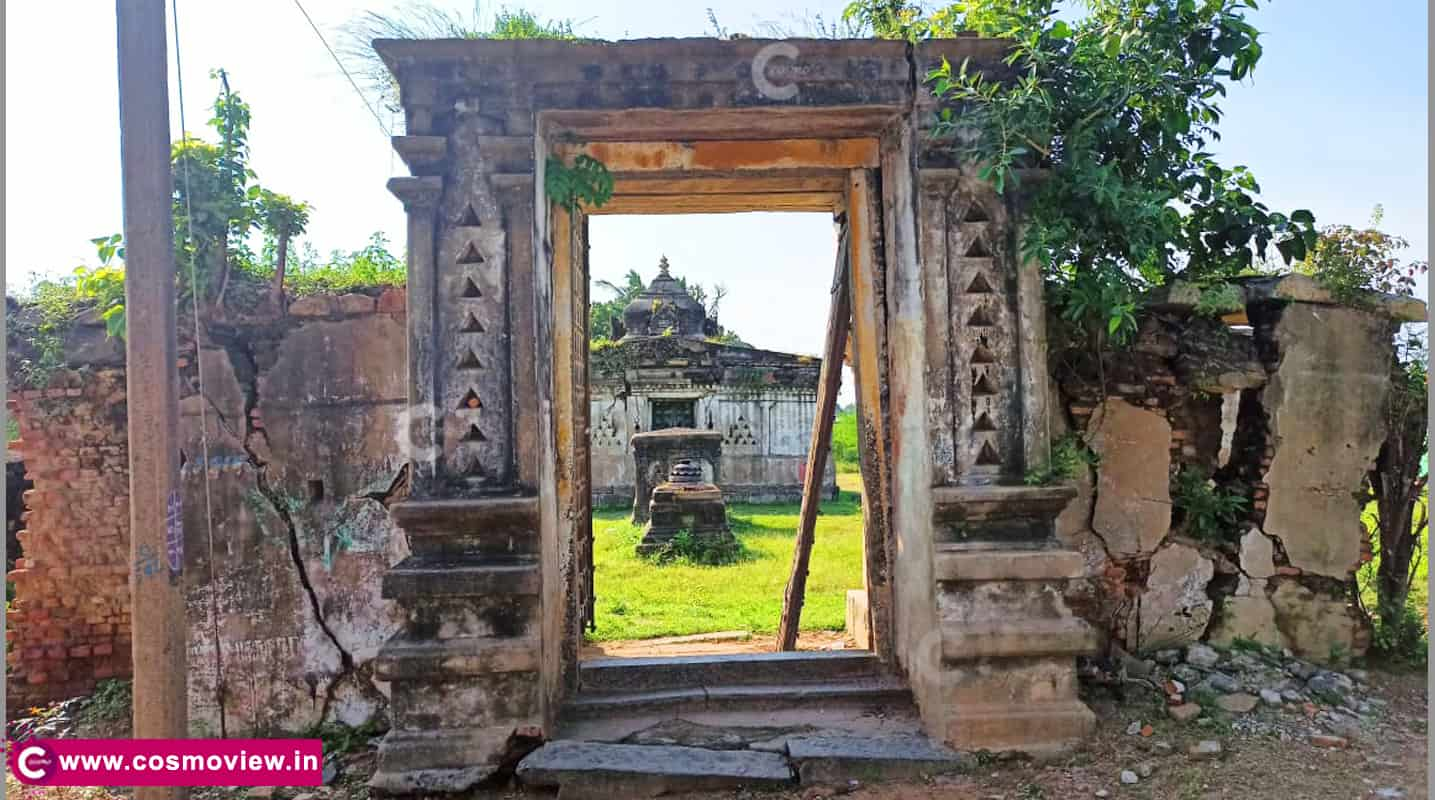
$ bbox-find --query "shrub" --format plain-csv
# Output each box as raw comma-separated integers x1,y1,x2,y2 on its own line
1024,432,1097,486
1171,467,1248,542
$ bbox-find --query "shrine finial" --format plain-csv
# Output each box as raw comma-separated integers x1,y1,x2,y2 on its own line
658,255,671,276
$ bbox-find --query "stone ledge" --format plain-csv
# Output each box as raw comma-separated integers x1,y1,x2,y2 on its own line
931,484,1076,524
934,547,1085,582
941,619,1097,661
942,700,1096,758
370,727,513,793
381,556,540,599
391,495,539,533
516,741,794,794
374,635,540,680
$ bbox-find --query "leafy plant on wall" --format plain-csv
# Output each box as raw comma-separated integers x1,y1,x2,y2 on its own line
847,0,1318,349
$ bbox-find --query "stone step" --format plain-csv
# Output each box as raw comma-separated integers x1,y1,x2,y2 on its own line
579,650,885,693
381,555,539,600
374,635,539,680
516,740,793,797
561,677,913,722
784,732,974,785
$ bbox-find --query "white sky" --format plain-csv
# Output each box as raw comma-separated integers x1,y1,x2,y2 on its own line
5,0,1428,329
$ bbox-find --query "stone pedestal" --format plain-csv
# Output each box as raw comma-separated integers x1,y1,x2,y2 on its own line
631,429,724,523
370,497,542,794
930,486,1097,757
637,460,737,559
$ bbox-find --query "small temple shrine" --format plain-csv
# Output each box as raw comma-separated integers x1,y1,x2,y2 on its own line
589,258,838,507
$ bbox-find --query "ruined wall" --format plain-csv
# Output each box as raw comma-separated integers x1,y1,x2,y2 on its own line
1053,277,1420,662
7,289,410,730
7,368,132,710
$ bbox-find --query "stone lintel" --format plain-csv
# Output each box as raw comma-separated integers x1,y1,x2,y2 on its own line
1238,273,1427,322
940,619,1097,661
381,557,540,599
375,635,540,680
391,135,448,173
387,175,443,211
931,484,1076,524
934,547,1085,582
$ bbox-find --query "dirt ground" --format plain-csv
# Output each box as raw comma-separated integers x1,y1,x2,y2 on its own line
582,630,855,659
9,668,1427,800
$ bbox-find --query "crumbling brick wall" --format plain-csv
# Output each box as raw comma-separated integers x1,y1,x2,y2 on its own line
1052,276,1417,662
7,367,133,709
7,288,410,727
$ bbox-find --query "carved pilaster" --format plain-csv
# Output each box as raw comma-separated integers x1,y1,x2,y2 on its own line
389,175,444,495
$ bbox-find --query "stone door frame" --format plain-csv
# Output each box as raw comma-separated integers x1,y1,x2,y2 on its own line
536,120,905,701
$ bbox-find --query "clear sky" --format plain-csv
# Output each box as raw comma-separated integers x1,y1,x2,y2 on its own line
5,0,1428,354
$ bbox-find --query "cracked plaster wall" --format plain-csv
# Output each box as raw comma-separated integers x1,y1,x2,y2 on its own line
1053,301,1398,661
7,289,410,732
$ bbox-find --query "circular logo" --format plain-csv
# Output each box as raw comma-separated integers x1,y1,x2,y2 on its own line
752,42,800,101
393,402,442,466
10,741,57,784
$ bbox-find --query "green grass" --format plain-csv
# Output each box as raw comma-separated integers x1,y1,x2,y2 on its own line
588,486,866,642
830,408,860,473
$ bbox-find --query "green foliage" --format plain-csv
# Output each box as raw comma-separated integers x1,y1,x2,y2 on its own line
1171,467,1248,541
74,234,129,338
277,233,407,295
852,0,1319,346
830,408,862,473
303,718,385,757
256,189,311,245
1296,206,1429,305
1367,601,1428,669
1024,432,1097,486
644,529,747,567
545,154,614,213
78,679,132,726
1193,281,1244,317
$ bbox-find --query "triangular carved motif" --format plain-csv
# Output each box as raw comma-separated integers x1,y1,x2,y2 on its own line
963,203,990,222
460,276,483,298
459,388,482,410
457,349,482,370
972,372,999,396
970,343,998,364
965,272,996,294
973,411,997,431
458,242,485,265
975,440,1002,465
461,424,487,442
967,305,996,327
461,313,485,333
964,237,992,257
458,204,481,227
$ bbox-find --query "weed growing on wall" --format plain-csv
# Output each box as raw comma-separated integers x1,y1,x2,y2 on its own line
1024,432,1097,486
1171,467,1248,542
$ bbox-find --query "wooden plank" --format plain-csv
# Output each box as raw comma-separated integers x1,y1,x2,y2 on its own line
776,225,852,651
554,138,880,173
592,192,842,215
610,175,848,196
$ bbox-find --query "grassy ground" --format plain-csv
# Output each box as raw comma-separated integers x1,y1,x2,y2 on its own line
588,473,866,642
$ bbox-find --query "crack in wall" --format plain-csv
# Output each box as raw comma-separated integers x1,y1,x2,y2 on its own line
213,334,388,729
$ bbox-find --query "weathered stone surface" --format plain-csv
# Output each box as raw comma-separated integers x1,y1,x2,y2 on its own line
1126,543,1213,651
1269,580,1366,661
1261,304,1392,578
337,293,376,314
786,734,973,785
1239,274,1427,322
1207,592,1284,649
1238,529,1277,579
1168,703,1202,722
620,720,814,751
288,294,336,317
1185,643,1220,669
1215,693,1258,714
1089,399,1172,557
516,741,793,794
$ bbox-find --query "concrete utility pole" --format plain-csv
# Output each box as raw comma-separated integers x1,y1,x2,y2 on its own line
117,0,189,793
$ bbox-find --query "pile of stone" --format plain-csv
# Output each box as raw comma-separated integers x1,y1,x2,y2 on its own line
1117,642,1381,748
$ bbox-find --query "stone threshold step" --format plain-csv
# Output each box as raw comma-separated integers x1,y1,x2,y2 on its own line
579,650,885,693
561,677,913,721
516,733,973,798
517,740,793,798
381,555,539,599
